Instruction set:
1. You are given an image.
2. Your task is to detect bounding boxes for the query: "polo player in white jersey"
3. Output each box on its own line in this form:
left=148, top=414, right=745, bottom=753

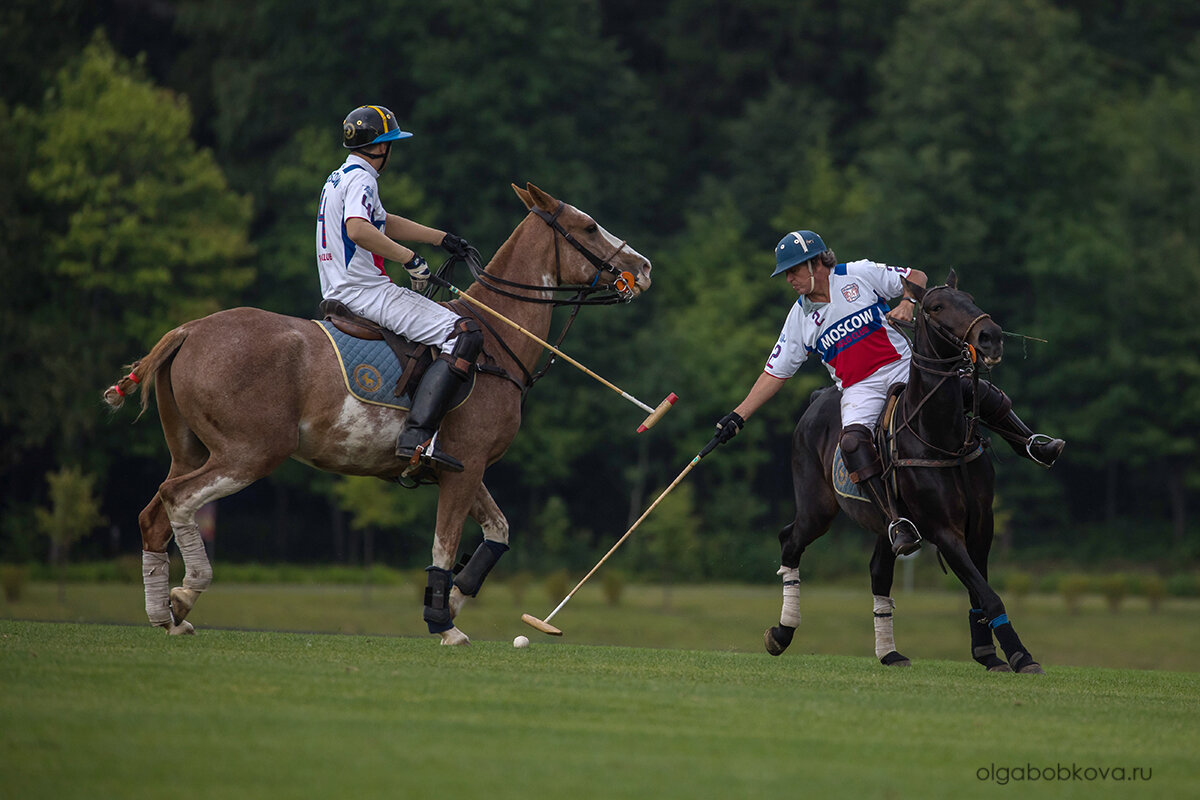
left=316, top=105, right=480, bottom=473
left=713, top=230, right=1065, bottom=556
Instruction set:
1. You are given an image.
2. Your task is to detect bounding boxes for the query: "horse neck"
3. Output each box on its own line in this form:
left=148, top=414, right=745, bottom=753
left=465, top=219, right=557, bottom=372
left=904, top=321, right=969, bottom=449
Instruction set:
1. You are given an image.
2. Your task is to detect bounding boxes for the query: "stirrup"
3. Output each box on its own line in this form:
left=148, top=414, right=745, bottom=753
left=888, top=518, right=922, bottom=556
left=1026, top=434, right=1061, bottom=468
left=400, top=432, right=464, bottom=475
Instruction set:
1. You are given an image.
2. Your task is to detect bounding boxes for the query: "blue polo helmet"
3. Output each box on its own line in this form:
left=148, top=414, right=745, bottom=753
left=771, top=230, right=828, bottom=277
left=343, top=105, right=413, bottom=150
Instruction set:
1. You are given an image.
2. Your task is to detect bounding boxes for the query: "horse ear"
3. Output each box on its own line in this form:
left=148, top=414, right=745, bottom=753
left=905, top=279, right=926, bottom=301
left=525, top=182, right=559, bottom=213
left=512, top=183, right=534, bottom=209
left=946, top=269, right=958, bottom=289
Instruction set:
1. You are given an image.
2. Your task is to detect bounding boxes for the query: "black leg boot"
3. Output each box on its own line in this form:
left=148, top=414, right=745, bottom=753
left=396, top=359, right=466, bottom=473
left=967, top=379, right=1065, bottom=468
left=841, top=424, right=922, bottom=556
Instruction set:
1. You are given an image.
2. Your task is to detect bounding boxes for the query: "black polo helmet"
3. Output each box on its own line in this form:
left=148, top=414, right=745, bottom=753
left=342, top=105, right=413, bottom=150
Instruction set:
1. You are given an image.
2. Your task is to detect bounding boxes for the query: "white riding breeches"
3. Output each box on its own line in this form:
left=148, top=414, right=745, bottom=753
left=337, top=282, right=459, bottom=348
left=840, top=357, right=909, bottom=431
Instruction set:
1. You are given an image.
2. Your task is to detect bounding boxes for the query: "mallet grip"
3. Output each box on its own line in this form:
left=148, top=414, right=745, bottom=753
left=636, top=393, right=678, bottom=433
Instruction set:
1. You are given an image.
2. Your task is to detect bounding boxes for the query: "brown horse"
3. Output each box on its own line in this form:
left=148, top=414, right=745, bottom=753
left=103, top=183, right=652, bottom=645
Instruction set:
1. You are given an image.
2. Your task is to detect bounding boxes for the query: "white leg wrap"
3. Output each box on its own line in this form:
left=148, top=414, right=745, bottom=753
left=143, top=550, right=171, bottom=626
left=174, top=521, right=213, bottom=592
left=873, top=594, right=897, bottom=659
left=778, top=566, right=802, bottom=627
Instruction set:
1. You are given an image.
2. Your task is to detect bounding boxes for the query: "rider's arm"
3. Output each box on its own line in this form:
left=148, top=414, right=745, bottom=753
left=886, top=268, right=927, bottom=325
left=733, top=372, right=788, bottom=421
left=384, top=214, right=447, bottom=247
left=345, top=217, right=417, bottom=264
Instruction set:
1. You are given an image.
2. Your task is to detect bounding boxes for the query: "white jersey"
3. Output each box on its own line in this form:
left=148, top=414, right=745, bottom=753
left=316, top=154, right=392, bottom=302
left=765, top=259, right=913, bottom=390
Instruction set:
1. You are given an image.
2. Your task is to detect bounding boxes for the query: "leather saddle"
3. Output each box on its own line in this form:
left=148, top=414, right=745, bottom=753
left=318, top=299, right=435, bottom=400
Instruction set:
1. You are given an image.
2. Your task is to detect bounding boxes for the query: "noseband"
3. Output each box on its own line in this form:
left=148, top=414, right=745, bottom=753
left=911, top=287, right=992, bottom=378
left=462, top=202, right=637, bottom=306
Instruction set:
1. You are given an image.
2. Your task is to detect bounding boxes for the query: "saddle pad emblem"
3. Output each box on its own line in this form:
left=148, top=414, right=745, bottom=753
left=353, top=364, right=383, bottom=393
left=831, top=444, right=871, bottom=504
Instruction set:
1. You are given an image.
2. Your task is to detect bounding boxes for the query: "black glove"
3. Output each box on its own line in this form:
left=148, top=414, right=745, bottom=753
left=714, top=411, right=745, bottom=445
left=441, top=232, right=470, bottom=259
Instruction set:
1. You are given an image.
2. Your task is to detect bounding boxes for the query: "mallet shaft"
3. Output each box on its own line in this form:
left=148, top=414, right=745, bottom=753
left=437, top=280, right=655, bottom=413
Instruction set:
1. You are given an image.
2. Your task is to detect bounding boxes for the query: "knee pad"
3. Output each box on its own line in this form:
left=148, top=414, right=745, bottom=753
left=840, top=424, right=881, bottom=482
left=423, top=566, right=454, bottom=632
left=839, top=423, right=873, bottom=453
left=453, top=540, right=509, bottom=598
left=440, top=317, right=483, bottom=378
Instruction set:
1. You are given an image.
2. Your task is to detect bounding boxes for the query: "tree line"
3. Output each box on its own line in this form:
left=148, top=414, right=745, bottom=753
left=2, top=0, right=1197, bottom=578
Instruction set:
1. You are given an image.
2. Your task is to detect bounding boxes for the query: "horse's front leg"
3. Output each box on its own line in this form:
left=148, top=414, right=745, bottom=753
left=932, top=528, right=1043, bottom=674
left=868, top=535, right=910, bottom=666
left=964, top=508, right=1009, bottom=672
left=447, top=481, right=510, bottom=619
left=425, top=468, right=487, bottom=646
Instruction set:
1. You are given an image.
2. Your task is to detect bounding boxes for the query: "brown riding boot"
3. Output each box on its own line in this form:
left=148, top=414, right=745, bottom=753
left=968, top=380, right=1065, bottom=468
left=840, top=424, right=922, bottom=556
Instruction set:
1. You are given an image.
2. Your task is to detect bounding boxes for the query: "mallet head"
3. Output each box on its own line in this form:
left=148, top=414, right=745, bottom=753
left=521, top=613, right=563, bottom=636
left=637, top=392, right=678, bottom=433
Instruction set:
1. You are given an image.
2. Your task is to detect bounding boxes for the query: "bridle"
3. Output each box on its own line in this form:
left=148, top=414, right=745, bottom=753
left=428, top=202, right=642, bottom=394
left=462, top=201, right=638, bottom=306
left=893, top=285, right=994, bottom=462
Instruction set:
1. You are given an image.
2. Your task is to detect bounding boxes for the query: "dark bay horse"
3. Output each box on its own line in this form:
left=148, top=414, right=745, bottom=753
left=103, top=183, right=652, bottom=645
left=763, top=271, right=1043, bottom=673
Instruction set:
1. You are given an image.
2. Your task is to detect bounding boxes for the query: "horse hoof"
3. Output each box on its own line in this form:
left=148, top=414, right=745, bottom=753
left=763, top=626, right=793, bottom=656
left=880, top=651, right=911, bottom=667
left=1018, top=662, right=1045, bottom=674
left=170, top=587, right=199, bottom=622
left=987, top=663, right=1013, bottom=673
left=438, top=627, right=471, bottom=646
left=168, top=620, right=195, bottom=636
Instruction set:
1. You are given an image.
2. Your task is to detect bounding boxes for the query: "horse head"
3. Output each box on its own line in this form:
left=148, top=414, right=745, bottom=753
left=512, top=182, right=652, bottom=299
left=906, top=270, right=1004, bottom=367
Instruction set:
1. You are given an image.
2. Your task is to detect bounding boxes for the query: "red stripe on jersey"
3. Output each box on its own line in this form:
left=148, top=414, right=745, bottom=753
left=826, top=328, right=902, bottom=387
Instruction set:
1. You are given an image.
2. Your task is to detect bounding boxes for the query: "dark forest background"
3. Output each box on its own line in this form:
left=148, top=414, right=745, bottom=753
left=2, top=0, right=1198, bottom=579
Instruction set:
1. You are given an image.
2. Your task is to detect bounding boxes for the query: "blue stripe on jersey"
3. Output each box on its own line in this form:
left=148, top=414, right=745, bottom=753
left=813, top=300, right=890, bottom=363
left=342, top=220, right=356, bottom=267
left=834, top=263, right=847, bottom=275
left=343, top=165, right=364, bottom=174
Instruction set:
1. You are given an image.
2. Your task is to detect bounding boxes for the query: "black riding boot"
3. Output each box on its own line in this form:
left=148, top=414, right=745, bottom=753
left=396, top=359, right=465, bottom=473
left=841, top=424, right=921, bottom=556
left=967, top=379, right=1065, bottom=468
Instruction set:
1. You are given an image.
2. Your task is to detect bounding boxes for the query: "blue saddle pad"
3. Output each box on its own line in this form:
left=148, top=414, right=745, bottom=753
left=314, top=320, right=474, bottom=412
left=832, top=445, right=871, bottom=504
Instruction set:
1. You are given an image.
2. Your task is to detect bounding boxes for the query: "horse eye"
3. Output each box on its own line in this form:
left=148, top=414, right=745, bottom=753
left=931, top=304, right=943, bottom=313
left=585, top=224, right=598, bottom=234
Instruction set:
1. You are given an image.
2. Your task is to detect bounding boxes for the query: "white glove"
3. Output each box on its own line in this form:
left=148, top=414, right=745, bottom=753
left=405, top=254, right=430, bottom=293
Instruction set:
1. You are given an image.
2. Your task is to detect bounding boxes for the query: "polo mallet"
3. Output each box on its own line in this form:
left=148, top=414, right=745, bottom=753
left=521, top=433, right=723, bottom=635
left=431, top=275, right=677, bottom=432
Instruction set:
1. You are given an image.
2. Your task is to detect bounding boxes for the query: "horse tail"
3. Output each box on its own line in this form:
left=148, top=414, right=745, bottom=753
left=102, top=326, right=190, bottom=418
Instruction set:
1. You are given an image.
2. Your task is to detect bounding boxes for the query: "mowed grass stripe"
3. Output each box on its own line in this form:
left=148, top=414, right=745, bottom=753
left=2, top=621, right=1197, bottom=799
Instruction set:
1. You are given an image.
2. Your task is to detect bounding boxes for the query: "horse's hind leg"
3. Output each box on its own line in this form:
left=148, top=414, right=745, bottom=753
left=964, top=511, right=1010, bottom=672
left=868, top=536, right=910, bottom=666
left=139, top=490, right=195, bottom=635
left=448, top=482, right=510, bottom=618
left=765, top=490, right=839, bottom=656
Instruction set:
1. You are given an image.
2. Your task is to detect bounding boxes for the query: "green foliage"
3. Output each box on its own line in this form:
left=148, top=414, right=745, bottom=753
left=34, top=467, right=106, bottom=553
left=1058, top=573, right=1093, bottom=615
left=0, top=565, right=28, bottom=602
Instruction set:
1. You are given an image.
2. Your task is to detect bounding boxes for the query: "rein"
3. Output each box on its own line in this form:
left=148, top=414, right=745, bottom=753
left=890, top=287, right=989, bottom=466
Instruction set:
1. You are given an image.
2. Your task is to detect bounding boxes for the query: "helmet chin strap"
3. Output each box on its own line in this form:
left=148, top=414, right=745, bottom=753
left=806, top=262, right=815, bottom=294
left=356, top=143, right=391, bottom=171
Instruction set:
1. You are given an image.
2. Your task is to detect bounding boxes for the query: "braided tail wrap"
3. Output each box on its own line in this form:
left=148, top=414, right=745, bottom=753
left=102, top=326, right=190, bottom=416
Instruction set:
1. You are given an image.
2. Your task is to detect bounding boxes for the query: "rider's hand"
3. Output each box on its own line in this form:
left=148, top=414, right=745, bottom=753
left=441, top=232, right=471, bottom=260
left=714, top=411, right=745, bottom=445
left=887, top=297, right=917, bottom=326
left=405, top=254, right=430, bottom=293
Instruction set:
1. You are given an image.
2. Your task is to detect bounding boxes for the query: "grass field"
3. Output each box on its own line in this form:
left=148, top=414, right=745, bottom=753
left=4, top=578, right=1200, bottom=671
left=2, top=619, right=1196, bottom=799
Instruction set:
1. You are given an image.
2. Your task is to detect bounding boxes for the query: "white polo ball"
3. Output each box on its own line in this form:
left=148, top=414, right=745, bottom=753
left=513, top=635, right=530, bottom=649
